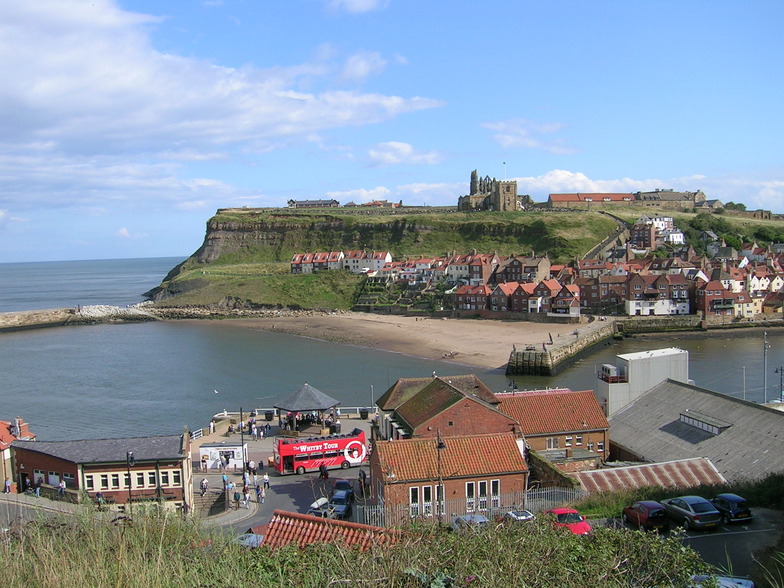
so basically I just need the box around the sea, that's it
[1,257,783,441]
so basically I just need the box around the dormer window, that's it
[680,410,731,436]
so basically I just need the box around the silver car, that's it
[661,495,722,531]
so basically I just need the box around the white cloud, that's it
[482,119,577,155]
[327,0,390,14]
[117,226,148,240]
[325,186,391,203]
[117,227,131,238]
[342,52,387,81]
[368,141,441,165]
[0,1,440,215]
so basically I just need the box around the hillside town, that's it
[290,212,784,320]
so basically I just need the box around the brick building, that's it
[370,432,528,524]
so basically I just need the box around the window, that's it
[85,475,94,491]
[136,472,145,487]
[491,479,500,508]
[173,471,181,486]
[597,441,605,453]
[478,481,488,511]
[161,472,170,486]
[409,487,420,518]
[565,436,572,447]
[575,435,583,446]
[422,486,433,517]
[587,442,594,452]
[466,482,476,512]
[148,472,156,487]
[123,473,131,489]
[546,437,559,449]
[100,474,109,490]
[111,474,120,489]
[435,484,444,517]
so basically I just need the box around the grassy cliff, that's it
[148,208,619,308]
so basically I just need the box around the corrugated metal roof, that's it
[572,458,726,493]
[261,509,399,550]
[609,379,784,481]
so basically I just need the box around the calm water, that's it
[1,258,783,441]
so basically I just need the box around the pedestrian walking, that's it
[4,477,11,493]
[255,485,261,503]
[201,455,208,472]
[262,472,270,489]
[200,478,209,497]
[243,486,251,509]
[233,490,241,510]
[222,473,228,488]
[260,486,266,504]
[265,423,271,437]
[34,478,42,497]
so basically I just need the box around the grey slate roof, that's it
[11,434,185,464]
[608,379,784,482]
[273,383,340,413]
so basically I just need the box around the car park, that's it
[545,508,592,535]
[622,500,669,532]
[711,493,753,524]
[328,489,352,519]
[450,514,490,532]
[661,496,722,531]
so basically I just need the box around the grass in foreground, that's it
[0,505,718,588]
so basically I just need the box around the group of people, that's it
[211,469,271,510]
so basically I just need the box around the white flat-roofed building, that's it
[595,348,690,417]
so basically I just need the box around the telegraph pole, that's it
[764,332,770,403]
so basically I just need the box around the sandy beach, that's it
[199,312,606,371]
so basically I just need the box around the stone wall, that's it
[506,323,615,376]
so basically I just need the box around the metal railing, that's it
[356,486,586,528]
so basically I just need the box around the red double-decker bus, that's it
[273,428,368,475]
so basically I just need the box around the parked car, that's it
[332,479,354,502]
[545,508,592,535]
[233,533,264,549]
[622,500,669,532]
[306,496,333,518]
[499,509,535,524]
[661,496,722,531]
[690,574,755,587]
[711,493,753,524]
[328,489,353,519]
[450,514,490,532]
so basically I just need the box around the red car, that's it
[546,507,592,535]
[622,500,670,532]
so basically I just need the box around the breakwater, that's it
[506,323,616,376]
[0,305,157,333]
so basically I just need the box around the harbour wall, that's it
[506,323,616,376]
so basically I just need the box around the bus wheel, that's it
[341,461,350,469]
[296,466,305,475]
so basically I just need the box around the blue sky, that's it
[1,0,782,262]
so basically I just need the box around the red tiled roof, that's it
[375,432,527,484]
[571,458,726,493]
[261,510,399,550]
[496,389,608,435]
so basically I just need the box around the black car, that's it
[711,493,753,524]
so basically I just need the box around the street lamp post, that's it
[126,450,135,511]
[436,429,446,525]
[240,407,246,475]
[776,366,784,403]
